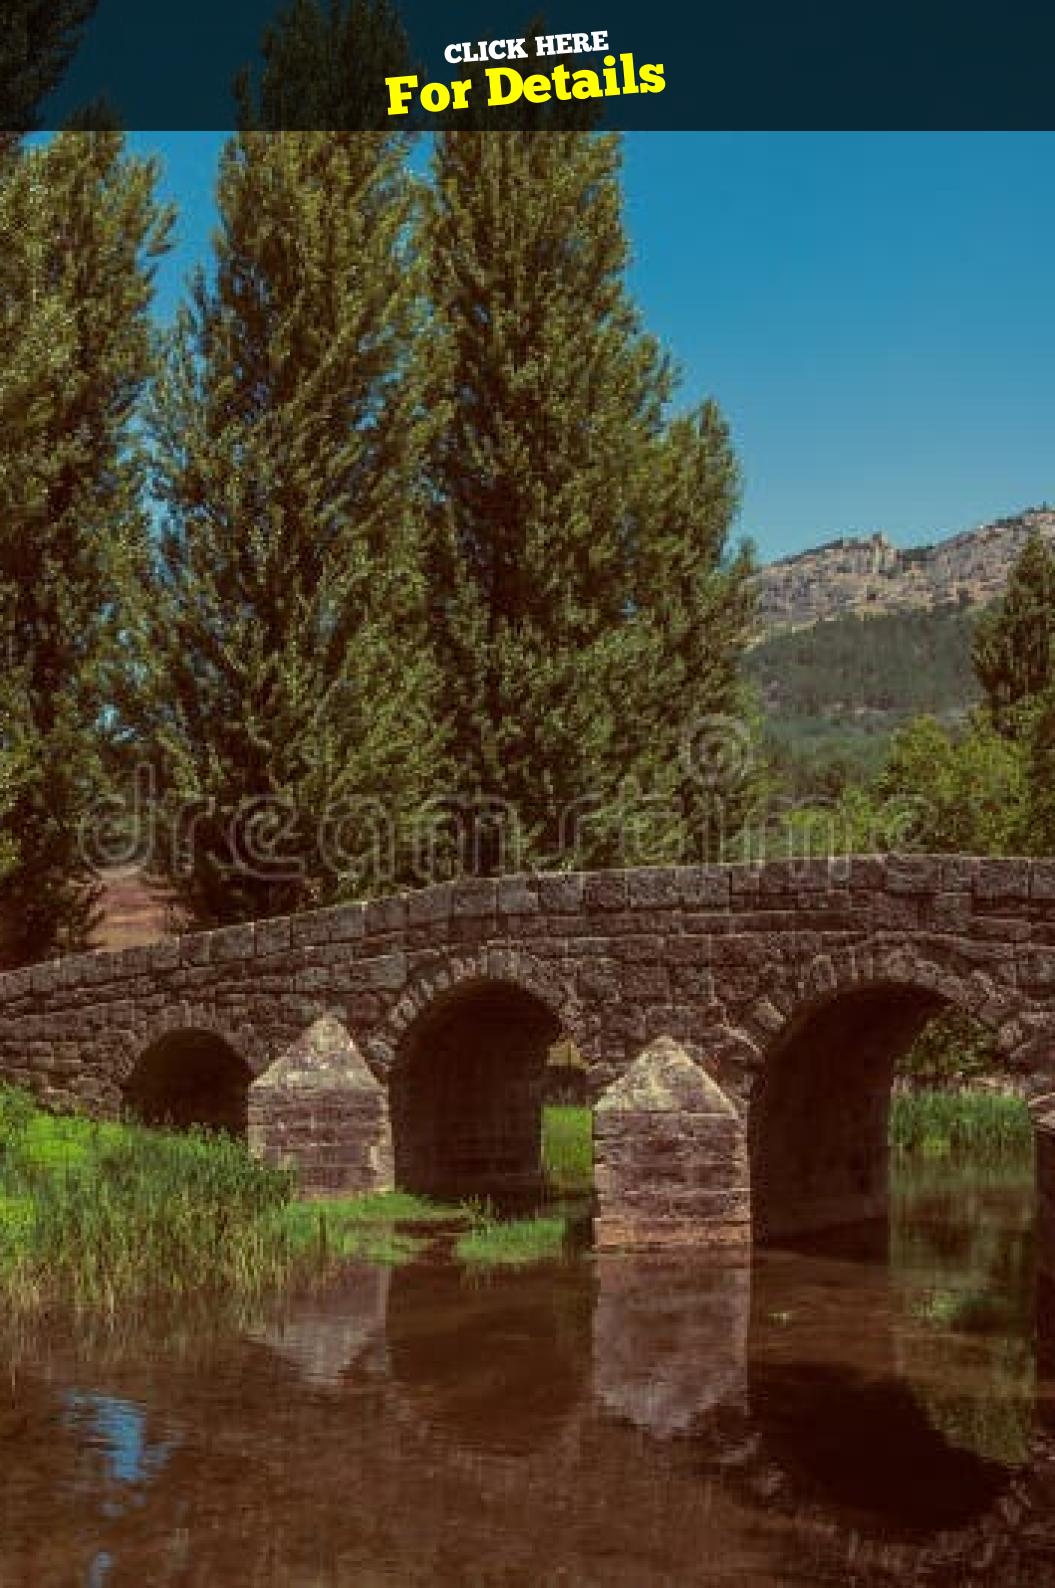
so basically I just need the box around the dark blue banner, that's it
[12,0,1055,130]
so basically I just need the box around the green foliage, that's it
[454,1212,569,1268]
[761,781,897,862]
[889,1091,1032,1162]
[753,604,980,804]
[896,1007,998,1087]
[973,531,1055,736]
[0,132,171,962]
[878,712,1027,853]
[424,130,755,871]
[542,1105,593,1197]
[297,1189,470,1225]
[129,130,444,925]
[617,404,760,860]
[246,0,413,130]
[272,1200,423,1265]
[763,720,894,803]
[1021,683,1055,854]
[0,1087,426,1316]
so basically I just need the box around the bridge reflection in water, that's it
[3,1163,1054,1586]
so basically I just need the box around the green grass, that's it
[890,1090,1033,1162]
[0,1087,430,1317]
[0,1088,589,1309]
[302,1190,472,1225]
[8,1086,1026,1305]
[454,1212,569,1268]
[542,1104,593,1196]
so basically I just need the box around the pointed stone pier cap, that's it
[251,1013,383,1094]
[596,1035,737,1116]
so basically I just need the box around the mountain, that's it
[747,604,980,793]
[747,506,1055,791]
[754,506,1055,634]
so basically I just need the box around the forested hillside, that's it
[748,603,981,792]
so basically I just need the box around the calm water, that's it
[2,1164,1054,1587]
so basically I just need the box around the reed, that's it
[541,1104,593,1196]
[889,1090,1033,1162]
[0,1087,427,1316]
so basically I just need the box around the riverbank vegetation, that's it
[0,1085,1033,1313]
[0,1091,593,1311]
[542,1103,594,1196]
[455,1214,570,1268]
[890,1090,1032,1162]
[0,1087,440,1315]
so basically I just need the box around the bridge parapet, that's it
[0,855,1054,1248]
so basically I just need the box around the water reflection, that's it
[0,1162,1052,1586]
[62,1391,180,1506]
[387,1262,593,1454]
[593,1256,749,1439]
[247,1267,391,1389]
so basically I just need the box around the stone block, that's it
[362,895,404,934]
[407,883,453,926]
[626,868,681,910]
[358,952,407,991]
[941,855,979,892]
[450,879,498,918]
[538,873,585,913]
[975,858,1031,902]
[848,855,887,890]
[497,876,539,916]
[209,923,256,962]
[886,855,941,894]
[583,873,629,912]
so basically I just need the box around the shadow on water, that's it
[745,1159,1039,1540]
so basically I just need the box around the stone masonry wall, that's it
[0,855,1053,1244]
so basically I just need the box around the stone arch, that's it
[123,1024,253,1135]
[746,945,1040,1245]
[367,947,586,1076]
[742,944,1032,1064]
[385,951,580,1205]
[113,1005,255,1086]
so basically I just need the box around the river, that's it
[1,1160,1052,1586]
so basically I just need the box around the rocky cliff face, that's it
[755,507,1055,632]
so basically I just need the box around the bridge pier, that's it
[248,1015,393,1197]
[593,1037,750,1251]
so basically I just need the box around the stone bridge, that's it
[3,854,1055,1252]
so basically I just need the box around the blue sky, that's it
[130,131,1055,563]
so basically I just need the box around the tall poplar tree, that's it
[0,132,169,962]
[425,130,754,869]
[973,531,1055,737]
[131,131,441,925]
[621,402,758,857]
[248,0,412,129]
[0,0,98,136]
